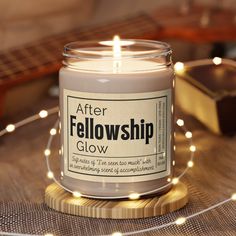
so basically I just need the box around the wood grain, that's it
[45,182,188,219]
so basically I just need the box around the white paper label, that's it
[63,89,172,183]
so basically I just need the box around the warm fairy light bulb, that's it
[50,128,57,136]
[176,119,184,127]
[44,234,53,236]
[167,178,171,182]
[6,124,15,132]
[172,177,179,185]
[39,110,48,118]
[212,57,222,65]
[187,160,194,168]
[185,131,192,139]
[172,160,176,166]
[174,62,185,72]
[47,171,54,179]
[173,145,176,151]
[73,191,82,198]
[44,149,51,156]
[112,232,122,236]
[175,217,186,225]
[129,192,140,200]
[231,193,236,201]
[190,145,196,152]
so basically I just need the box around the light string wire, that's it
[45,118,194,200]
[106,198,233,236]
[0,57,235,235]
[0,107,235,236]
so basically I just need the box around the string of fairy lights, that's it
[0,58,235,236]
[44,117,194,200]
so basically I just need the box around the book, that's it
[176,59,236,134]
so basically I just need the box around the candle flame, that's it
[99,35,134,72]
[113,35,121,59]
[113,35,122,72]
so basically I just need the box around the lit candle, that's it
[59,36,175,198]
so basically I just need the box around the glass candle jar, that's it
[59,38,175,199]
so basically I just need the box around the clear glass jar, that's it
[59,39,175,199]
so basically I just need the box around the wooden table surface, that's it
[0,96,235,235]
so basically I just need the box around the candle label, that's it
[63,89,172,182]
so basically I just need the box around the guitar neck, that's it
[0,13,160,90]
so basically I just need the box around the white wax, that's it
[60,60,174,198]
[67,60,167,73]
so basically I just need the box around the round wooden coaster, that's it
[45,182,188,219]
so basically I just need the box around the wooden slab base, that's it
[45,182,188,219]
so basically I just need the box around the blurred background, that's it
[1,0,236,56]
[1,2,236,235]
[0,0,236,120]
